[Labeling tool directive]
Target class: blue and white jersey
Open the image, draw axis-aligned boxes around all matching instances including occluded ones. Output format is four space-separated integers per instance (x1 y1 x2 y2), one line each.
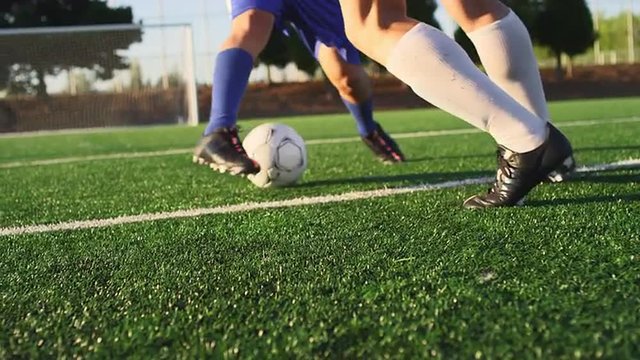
226 0 360 64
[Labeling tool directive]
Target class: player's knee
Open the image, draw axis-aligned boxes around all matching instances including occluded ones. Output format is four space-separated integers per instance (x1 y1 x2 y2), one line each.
232 9 273 34
343 21 370 52
227 9 274 53
344 18 396 54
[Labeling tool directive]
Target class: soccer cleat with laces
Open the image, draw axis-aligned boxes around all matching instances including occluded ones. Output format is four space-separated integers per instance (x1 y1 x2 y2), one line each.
362 122 406 164
463 123 575 209
192 127 260 176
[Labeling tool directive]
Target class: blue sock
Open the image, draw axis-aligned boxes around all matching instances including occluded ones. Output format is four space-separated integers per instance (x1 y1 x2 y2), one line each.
205 48 254 136
342 98 377 136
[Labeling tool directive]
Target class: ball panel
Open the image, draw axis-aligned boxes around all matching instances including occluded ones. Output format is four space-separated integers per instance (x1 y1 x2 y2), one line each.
248 171 271 188
242 123 307 188
242 123 272 155
276 141 304 171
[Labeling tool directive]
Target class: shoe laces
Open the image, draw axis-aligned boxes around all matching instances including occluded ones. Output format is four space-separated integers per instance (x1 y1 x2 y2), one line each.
488 150 515 194
369 131 395 154
227 128 246 154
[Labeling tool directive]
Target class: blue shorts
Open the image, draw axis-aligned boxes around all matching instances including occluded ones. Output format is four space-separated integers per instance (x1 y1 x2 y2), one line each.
229 0 361 64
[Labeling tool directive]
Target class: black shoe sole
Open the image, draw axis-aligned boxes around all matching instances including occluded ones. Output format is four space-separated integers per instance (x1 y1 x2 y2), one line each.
192 155 257 177
379 156 405 165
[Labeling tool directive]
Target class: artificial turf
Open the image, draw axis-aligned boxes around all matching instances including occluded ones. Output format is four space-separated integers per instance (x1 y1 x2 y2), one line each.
1 97 639 358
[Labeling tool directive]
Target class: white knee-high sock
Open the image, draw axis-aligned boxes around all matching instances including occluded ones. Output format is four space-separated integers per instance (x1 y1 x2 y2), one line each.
386 23 546 153
467 11 550 121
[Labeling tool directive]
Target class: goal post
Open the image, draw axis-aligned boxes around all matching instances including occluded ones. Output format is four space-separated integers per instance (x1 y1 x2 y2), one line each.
0 23 199 133
183 25 199 127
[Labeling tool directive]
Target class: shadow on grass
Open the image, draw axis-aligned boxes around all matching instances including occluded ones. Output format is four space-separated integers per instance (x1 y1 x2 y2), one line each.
301 163 639 188
298 170 489 188
570 170 640 184
401 156 433 164
528 193 640 207
576 144 640 152
528 171 640 207
299 163 639 209
402 153 493 164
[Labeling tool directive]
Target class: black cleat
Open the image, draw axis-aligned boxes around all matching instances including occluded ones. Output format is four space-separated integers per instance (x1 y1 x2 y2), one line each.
463 123 575 209
362 122 405 164
192 127 260 176
543 124 576 183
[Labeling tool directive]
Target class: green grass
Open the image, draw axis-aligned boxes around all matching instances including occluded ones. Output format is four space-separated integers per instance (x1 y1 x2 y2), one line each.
1 98 640 358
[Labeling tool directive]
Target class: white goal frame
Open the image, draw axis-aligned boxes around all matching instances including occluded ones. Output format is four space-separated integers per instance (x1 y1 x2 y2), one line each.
0 23 199 127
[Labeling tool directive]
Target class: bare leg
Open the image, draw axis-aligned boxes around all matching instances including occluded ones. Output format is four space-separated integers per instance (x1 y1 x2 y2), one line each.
197 8 276 176
316 44 372 104
338 0 416 65
220 9 275 57
316 43 405 161
441 0 509 32
207 9 275 135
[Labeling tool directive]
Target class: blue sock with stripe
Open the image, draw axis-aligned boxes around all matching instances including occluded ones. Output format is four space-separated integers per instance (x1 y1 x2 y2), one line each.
205 48 253 136
342 98 377 136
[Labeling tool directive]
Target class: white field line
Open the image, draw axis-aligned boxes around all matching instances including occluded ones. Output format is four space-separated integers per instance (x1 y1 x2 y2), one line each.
0 124 176 139
1 159 639 237
0 149 189 168
1 116 639 170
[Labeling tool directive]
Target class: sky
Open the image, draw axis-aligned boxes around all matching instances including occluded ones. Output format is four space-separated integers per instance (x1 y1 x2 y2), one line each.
106 0 632 84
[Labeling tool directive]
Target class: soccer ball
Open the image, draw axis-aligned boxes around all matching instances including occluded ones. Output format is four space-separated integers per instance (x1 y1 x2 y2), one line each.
242 123 307 188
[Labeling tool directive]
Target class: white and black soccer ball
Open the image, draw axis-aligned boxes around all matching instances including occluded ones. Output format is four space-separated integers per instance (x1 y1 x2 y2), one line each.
242 123 307 188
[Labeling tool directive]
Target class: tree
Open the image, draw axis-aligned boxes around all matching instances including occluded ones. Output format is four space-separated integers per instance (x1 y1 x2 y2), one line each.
502 0 544 29
68 69 93 95
258 30 296 84
535 0 595 78
455 0 543 65
597 13 640 52
407 0 440 29
454 28 480 64
285 36 319 78
129 59 143 92
5 64 39 96
0 0 140 96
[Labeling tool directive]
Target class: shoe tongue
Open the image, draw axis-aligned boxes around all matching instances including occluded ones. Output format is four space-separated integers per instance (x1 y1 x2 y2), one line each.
498 146 529 169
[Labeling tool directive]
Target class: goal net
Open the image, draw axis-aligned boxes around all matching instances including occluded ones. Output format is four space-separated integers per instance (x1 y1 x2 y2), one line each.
0 23 198 133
